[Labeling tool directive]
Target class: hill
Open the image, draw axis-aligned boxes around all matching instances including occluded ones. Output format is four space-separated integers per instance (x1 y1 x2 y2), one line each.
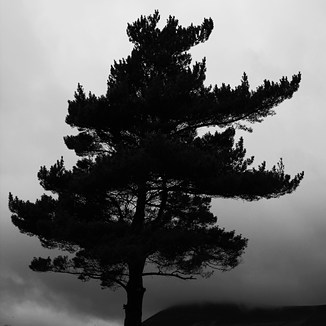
142 303 326 326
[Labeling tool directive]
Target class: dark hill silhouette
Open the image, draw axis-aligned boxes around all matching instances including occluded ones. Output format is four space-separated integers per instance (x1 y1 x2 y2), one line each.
142 303 326 326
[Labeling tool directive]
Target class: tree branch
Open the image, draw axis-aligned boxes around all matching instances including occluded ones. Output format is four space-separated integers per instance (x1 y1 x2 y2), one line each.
174 111 255 135
142 271 196 280
107 195 125 222
152 178 168 226
43 268 128 290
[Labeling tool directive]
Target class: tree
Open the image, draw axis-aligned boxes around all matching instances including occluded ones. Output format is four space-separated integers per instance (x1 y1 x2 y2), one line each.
8 11 303 326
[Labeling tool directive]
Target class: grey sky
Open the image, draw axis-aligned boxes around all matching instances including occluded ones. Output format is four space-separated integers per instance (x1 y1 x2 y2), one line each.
1 0 326 325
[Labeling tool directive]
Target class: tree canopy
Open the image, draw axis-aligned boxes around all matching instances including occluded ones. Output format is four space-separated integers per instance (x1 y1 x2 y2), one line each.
9 11 303 326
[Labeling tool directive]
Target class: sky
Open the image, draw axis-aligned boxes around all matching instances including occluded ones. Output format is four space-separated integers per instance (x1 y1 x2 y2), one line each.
0 0 326 325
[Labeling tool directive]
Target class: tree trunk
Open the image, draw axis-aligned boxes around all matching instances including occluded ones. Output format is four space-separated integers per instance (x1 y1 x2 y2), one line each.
124 258 146 326
131 182 147 231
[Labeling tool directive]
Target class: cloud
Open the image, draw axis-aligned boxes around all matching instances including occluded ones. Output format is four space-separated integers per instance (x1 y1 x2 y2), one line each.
0 300 120 326
0 267 124 326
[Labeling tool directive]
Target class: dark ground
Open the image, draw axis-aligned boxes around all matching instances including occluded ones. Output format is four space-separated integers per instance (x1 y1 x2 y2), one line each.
142 303 326 325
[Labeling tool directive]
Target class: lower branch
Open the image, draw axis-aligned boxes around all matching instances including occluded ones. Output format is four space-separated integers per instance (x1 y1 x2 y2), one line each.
142 271 196 280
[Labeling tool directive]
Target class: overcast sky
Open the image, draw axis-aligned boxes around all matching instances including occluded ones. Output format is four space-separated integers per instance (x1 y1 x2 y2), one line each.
1 0 326 325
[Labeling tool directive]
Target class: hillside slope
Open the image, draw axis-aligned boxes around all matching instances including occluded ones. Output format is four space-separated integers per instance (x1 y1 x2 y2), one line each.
142 303 326 326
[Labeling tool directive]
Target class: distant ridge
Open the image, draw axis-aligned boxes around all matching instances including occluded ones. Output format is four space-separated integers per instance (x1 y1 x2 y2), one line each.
142 303 326 326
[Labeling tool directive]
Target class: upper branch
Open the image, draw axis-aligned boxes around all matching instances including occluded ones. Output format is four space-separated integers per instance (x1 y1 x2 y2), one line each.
175 73 301 134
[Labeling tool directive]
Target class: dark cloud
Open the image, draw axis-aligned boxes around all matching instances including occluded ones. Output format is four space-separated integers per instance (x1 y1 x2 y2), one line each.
0 249 124 325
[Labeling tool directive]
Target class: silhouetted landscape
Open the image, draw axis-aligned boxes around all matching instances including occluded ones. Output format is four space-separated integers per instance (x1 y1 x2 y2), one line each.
1 2 326 326
143 303 326 326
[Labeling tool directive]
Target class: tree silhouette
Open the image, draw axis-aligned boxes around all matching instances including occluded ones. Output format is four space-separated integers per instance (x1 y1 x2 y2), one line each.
8 11 303 326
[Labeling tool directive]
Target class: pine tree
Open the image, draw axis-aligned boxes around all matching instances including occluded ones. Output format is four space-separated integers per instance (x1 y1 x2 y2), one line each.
9 11 303 326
